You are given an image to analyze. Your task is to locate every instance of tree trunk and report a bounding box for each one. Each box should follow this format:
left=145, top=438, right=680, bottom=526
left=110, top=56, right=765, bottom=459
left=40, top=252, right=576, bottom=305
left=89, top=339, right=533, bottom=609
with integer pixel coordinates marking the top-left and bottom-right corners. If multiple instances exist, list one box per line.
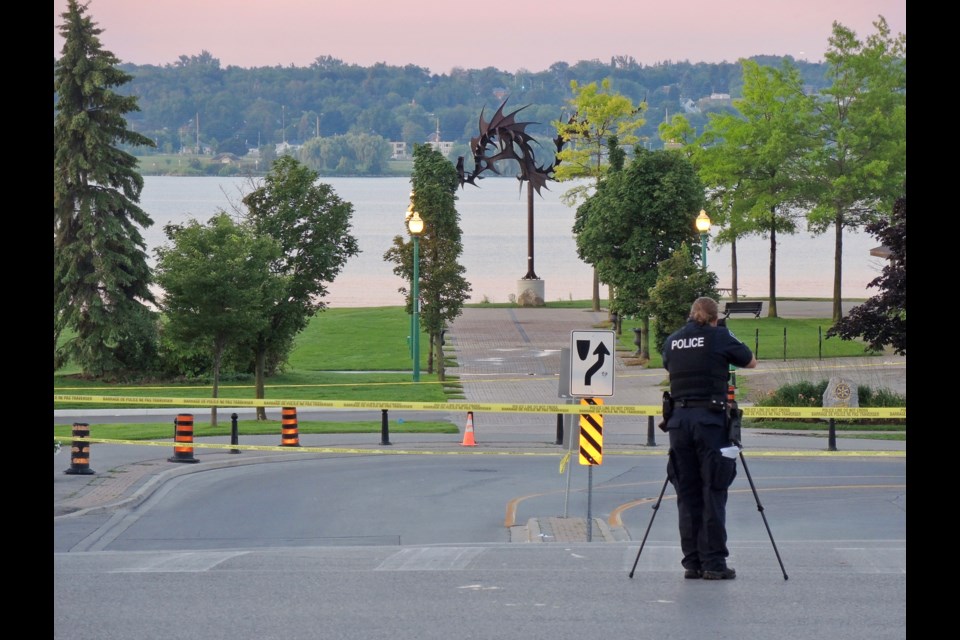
left=640, top=315, right=651, bottom=361
left=767, top=210, right=778, bottom=318
left=591, top=268, right=600, bottom=311
left=210, top=344, right=222, bottom=429
left=254, top=345, right=268, bottom=421
left=427, top=331, right=435, bottom=374
left=731, top=239, right=739, bottom=302
left=435, top=333, right=445, bottom=381
left=832, top=213, right=844, bottom=324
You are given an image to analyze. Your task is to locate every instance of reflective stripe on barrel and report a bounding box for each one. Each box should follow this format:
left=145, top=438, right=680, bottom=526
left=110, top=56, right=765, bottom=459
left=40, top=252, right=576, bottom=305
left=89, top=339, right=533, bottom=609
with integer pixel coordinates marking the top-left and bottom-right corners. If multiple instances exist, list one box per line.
left=281, top=407, right=300, bottom=447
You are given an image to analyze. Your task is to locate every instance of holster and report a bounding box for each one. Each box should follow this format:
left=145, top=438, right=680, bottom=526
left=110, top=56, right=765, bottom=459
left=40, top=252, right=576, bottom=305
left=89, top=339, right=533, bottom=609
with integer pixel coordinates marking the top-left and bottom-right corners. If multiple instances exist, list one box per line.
left=658, top=391, right=674, bottom=433
left=726, top=400, right=743, bottom=444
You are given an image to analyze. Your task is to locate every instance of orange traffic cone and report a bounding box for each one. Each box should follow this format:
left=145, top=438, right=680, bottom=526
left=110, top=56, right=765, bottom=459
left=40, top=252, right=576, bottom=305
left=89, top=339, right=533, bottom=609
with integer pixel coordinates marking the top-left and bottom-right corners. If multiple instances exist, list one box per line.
left=461, top=411, right=477, bottom=446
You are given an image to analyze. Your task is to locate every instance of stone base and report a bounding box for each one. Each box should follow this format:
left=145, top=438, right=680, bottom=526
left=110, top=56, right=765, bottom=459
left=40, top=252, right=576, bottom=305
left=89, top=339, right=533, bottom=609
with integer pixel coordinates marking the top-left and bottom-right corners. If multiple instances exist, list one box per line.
left=517, top=279, right=545, bottom=306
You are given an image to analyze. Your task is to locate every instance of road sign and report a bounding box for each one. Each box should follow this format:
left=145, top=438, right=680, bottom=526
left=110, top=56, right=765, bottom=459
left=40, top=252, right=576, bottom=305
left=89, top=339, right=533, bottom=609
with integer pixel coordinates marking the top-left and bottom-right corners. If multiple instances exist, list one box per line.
left=569, top=330, right=615, bottom=397
left=579, top=397, right=603, bottom=465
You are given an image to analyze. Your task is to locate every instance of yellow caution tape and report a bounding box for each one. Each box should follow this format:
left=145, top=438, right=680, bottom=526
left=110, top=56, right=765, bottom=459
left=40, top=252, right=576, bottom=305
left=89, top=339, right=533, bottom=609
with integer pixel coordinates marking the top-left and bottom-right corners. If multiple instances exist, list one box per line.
left=53, top=395, right=905, bottom=419
left=53, top=437, right=904, bottom=458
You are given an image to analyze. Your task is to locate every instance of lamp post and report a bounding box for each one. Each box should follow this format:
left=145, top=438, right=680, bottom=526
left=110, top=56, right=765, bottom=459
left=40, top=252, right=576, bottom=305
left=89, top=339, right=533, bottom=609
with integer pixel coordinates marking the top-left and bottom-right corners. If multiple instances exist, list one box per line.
left=695, top=209, right=711, bottom=269
left=406, top=197, right=424, bottom=382
left=696, top=209, right=736, bottom=397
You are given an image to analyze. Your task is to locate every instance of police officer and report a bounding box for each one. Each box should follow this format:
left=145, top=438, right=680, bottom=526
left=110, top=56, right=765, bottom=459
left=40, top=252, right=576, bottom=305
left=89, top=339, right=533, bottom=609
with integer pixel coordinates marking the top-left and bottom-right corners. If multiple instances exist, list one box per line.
left=661, top=297, right=757, bottom=580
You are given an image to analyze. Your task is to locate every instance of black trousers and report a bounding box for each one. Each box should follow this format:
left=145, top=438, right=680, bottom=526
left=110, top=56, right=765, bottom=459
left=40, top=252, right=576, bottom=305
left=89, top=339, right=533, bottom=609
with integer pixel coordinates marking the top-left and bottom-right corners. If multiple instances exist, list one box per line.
left=667, top=407, right=737, bottom=572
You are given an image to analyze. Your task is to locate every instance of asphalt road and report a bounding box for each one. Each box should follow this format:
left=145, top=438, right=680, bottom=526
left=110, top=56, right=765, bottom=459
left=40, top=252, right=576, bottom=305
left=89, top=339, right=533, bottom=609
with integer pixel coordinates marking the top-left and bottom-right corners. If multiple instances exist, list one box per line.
left=54, top=303, right=907, bottom=639
left=55, top=447, right=905, bottom=640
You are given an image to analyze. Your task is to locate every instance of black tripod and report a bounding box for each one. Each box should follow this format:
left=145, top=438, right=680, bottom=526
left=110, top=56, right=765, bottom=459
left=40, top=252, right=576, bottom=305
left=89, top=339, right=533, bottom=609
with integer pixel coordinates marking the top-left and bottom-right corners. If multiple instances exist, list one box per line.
left=627, top=474, right=670, bottom=579
left=628, top=444, right=789, bottom=580
left=733, top=438, right=788, bottom=580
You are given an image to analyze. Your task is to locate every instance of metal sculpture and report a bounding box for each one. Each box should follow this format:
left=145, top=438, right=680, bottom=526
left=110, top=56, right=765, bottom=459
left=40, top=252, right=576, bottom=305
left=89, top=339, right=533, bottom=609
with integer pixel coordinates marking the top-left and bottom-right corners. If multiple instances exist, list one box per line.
left=457, top=100, right=566, bottom=281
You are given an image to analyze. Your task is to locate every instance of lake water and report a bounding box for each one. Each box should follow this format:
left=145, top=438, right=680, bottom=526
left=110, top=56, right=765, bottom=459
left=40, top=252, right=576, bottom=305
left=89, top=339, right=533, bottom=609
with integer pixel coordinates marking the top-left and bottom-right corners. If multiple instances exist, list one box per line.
left=137, top=175, right=887, bottom=307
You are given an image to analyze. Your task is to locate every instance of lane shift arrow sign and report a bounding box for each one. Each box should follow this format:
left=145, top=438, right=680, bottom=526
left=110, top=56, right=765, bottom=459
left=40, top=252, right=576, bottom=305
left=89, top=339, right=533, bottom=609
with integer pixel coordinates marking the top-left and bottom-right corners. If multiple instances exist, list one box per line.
left=570, top=331, right=615, bottom=397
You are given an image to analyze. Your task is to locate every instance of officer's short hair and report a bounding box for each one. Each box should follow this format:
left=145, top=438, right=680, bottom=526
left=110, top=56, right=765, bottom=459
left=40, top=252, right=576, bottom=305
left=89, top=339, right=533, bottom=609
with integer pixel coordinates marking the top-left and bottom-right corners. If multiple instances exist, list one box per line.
left=689, top=297, right=719, bottom=325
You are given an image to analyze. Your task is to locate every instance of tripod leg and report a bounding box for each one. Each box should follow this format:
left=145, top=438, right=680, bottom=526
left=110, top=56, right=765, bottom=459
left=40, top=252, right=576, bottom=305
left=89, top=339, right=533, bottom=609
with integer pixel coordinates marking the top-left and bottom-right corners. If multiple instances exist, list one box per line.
left=628, top=474, right=670, bottom=579
left=736, top=446, right=789, bottom=580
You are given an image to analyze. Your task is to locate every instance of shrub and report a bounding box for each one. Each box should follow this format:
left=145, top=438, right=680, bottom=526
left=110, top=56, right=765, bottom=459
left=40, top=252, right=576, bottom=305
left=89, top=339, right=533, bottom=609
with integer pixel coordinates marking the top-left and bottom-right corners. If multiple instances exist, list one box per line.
left=755, top=380, right=906, bottom=409
left=753, top=380, right=906, bottom=425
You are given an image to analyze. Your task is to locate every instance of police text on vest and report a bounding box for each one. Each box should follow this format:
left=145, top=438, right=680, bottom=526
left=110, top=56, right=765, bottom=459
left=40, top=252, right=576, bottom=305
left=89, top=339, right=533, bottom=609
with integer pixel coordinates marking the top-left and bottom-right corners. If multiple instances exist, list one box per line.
left=671, top=337, right=704, bottom=349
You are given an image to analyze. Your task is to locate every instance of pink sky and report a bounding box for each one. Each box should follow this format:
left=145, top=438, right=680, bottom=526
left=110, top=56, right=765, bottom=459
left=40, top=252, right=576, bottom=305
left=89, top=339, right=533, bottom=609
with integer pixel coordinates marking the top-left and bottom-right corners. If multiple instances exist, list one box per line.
left=54, top=0, right=905, bottom=74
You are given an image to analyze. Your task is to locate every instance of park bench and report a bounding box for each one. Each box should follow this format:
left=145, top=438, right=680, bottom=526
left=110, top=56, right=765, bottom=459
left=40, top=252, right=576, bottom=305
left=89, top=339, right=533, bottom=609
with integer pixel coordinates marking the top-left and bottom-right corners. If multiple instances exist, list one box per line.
left=722, top=301, right=763, bottom=318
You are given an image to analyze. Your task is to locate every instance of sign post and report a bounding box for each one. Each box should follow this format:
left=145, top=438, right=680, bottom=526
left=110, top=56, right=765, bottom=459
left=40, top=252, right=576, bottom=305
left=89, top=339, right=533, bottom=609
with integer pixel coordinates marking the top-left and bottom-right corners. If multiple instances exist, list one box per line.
left=569, top=330, right=616, bottom=541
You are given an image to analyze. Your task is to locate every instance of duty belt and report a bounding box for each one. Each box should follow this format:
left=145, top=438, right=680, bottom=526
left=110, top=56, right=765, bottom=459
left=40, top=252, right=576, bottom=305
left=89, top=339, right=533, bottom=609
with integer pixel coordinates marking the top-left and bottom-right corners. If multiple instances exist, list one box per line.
left=675, top=398, right=723, bottom=409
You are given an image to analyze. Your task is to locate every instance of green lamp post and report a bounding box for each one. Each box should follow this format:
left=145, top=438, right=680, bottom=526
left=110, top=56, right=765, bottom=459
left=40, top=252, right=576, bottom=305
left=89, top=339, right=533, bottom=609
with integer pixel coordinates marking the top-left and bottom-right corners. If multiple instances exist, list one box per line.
left=405, top=199, right=424, bottom=382
left=695, top=209, right=711, bottom=268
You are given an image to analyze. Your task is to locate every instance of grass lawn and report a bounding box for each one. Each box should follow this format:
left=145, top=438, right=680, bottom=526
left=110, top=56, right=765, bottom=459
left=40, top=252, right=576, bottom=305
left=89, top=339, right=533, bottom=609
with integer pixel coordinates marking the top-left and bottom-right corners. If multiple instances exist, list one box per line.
left=55, top=301, right=903, bottom=440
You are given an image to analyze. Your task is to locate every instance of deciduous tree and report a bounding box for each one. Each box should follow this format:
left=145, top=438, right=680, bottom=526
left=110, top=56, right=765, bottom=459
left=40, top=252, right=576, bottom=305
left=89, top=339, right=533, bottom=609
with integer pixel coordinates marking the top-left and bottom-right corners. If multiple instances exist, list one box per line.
left=554, top=78, right=646, bottom=311
left=154, top=213, right=282, bottom=427
left=241, top=156, right=360, bottom=419
left=692, top=59, right=815, bottom=318
left=574, top=149, right=703, bottom=359
left=826, top=195, right=905, bottom=355
left=803, top=16, right=906, bottom=323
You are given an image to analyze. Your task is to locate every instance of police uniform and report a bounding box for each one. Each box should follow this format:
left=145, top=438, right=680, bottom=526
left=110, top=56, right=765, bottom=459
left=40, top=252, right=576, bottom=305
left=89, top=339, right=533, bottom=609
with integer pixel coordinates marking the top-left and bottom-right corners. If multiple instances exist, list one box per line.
left=661, top=319, right=754, bottom=578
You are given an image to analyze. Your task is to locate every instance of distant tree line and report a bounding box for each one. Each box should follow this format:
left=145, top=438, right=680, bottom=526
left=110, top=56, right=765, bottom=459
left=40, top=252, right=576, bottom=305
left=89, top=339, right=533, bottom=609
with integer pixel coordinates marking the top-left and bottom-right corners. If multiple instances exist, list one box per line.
left=53, top=40, right=837, bottom=173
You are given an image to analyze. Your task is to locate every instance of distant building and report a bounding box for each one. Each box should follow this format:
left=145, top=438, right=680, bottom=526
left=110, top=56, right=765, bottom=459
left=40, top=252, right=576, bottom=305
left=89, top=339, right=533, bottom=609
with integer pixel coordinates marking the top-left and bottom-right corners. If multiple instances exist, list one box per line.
left=427, top=133, right=455, bottom=157
left=391, top=141, right=408, bottom=160
left=212, top=152, right=239, bottom=164
left=427, top=118, right=455, bottom=157
left=697, top=93, right=733, bottom=111
left=391, top=119, right=455, bottom=160
left=275, top=141, right=298, bottom=155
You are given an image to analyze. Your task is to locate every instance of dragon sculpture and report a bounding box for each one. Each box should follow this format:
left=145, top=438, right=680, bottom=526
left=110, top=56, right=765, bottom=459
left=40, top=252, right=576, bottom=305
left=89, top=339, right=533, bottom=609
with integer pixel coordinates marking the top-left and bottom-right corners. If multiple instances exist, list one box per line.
left=456, top=99, right=568, bottom=196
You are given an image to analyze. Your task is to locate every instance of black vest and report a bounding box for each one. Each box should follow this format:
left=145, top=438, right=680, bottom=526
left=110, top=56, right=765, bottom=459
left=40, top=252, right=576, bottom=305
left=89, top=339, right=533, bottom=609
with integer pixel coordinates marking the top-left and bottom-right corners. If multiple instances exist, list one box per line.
left=665, top=324, right=729, bottom=401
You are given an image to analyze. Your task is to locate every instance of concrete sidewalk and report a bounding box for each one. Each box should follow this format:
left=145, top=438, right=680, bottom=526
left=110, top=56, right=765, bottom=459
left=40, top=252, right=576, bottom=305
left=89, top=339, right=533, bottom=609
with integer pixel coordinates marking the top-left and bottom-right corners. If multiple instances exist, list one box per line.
left=54, top=300, right=906, bottom=543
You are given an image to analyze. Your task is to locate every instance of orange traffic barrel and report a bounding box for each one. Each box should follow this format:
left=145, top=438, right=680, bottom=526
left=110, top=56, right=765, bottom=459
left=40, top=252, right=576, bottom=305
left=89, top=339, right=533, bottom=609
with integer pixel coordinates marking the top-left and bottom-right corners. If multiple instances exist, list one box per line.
left=64, top=422, right=95, bottom=475
left=168, top=413, right=200, bottom=463
left=281, top=407, right=300, bottom=447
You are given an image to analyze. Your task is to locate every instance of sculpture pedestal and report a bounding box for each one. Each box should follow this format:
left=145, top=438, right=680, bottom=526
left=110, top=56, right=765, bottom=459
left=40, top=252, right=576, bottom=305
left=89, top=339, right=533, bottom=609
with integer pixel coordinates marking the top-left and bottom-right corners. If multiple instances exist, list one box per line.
left=517, top=279, right=545, bottom=307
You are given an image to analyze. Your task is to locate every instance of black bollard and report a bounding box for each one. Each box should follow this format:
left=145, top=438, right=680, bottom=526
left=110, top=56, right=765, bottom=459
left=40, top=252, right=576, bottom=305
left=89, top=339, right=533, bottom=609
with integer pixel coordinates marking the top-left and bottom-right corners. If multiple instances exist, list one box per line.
left=646, top=416, right=657, bottom=446
left=828, top=418, right=837, bottom=451
left=380, top=409, right=392, bottom=446
left=230, top=413, right=240, bottom=454
left=555, top=413, right=563, bottom=445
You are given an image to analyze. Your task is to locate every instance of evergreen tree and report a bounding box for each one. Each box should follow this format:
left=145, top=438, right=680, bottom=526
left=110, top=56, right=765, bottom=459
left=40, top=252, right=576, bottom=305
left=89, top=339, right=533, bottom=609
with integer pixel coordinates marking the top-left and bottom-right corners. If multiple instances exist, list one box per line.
left=384, top=144, right=469, bottom=380
left=54, top=0, right=158, bottom=378
left=648, top=244, right=720, bottom=349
